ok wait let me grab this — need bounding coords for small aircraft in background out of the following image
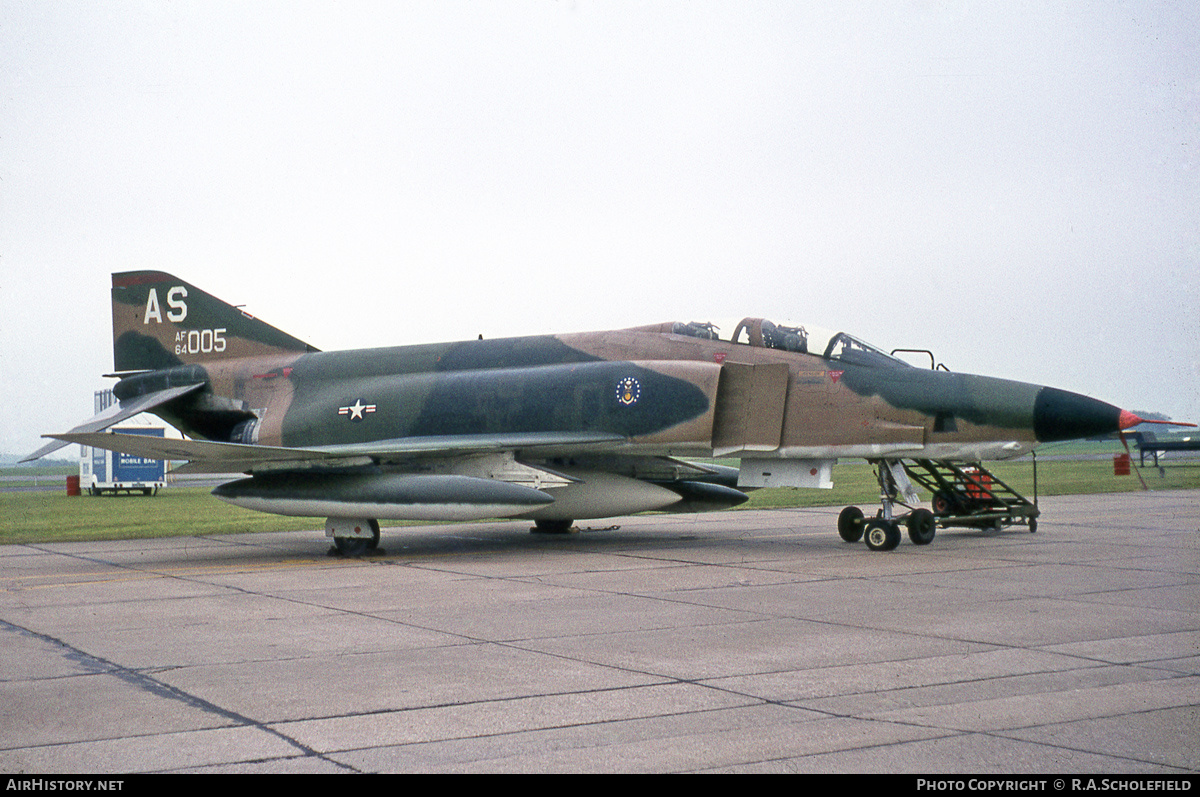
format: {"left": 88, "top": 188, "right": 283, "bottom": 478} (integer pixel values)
{"left": 24, "top": 272, "right": 1188, "bottom": 554}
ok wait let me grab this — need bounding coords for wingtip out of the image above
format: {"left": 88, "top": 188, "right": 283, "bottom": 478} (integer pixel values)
{"left": 19, "top": 437, "right": 71, "bottom": 463}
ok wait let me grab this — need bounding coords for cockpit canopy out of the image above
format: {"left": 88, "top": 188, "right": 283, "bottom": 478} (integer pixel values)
{"left": 666, "top": 317, "right": 910, "bottom": 368}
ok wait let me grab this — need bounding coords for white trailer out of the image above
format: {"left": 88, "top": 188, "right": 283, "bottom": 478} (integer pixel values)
{"left": 80, "top": 426, "right": 167, "bottom": 495}
{"left": 79, "top": 391, "right": 168, "bottom": 495}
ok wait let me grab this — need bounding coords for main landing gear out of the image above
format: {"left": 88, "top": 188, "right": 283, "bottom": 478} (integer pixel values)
{"left": 327, "top": 518, "right": 382, "bottom": 557}
{"left": 838, "top": 458, "right": 1039, "bottom": 551}
{"left": 531, "top": 518, "right": 576, "bottom": 534}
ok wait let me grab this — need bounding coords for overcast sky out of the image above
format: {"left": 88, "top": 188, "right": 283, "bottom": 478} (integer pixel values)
{"left": 2, "top": 0, "right": 1197, "bottom": 455}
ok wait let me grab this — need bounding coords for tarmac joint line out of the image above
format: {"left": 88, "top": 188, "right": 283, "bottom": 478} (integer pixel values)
{"left": 0, "top": 618, "right": 356, "bottom": 771}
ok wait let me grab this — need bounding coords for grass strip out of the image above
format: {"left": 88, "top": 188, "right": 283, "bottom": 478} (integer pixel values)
{"left": 4, "top": 457, "right": 1197, "bottom": 545}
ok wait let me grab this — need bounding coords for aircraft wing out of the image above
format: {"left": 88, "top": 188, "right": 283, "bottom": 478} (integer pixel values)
{"left": 47, "top": 429, "right": 628, "bottom": 474}
{"left": 310, "top": 431, "right": 628, "bottom": 458}
{"left": 20, "top": 383, "right": 205, "bottom": 462}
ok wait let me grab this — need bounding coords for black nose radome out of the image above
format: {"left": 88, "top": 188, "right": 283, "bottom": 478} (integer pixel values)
{"left": 1033, "top": 387, "right": 1124, "bottom": 443}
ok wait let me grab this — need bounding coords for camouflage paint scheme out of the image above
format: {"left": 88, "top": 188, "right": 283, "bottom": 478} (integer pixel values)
{"left": 28, "top": 271, "right": 1142, "bottom": 546}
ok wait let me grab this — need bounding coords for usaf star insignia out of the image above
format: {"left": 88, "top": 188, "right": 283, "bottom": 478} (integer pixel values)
{"left": 338, "top": 399, "right": 377, "bottom": 421}
{"left": 616, "top": 377, "right": 641, "bottom": 406}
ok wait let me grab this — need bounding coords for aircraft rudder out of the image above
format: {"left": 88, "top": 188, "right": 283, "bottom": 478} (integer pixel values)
{"left": 111, "top": 271, "right": 317, "bottom": 372}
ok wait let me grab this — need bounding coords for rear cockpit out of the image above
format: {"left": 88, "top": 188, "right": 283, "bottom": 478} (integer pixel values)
{"left": 652, "top": 317, "right": 910, "bottom": 368}
{"left": 731, "top": 318, "right": 808, "bottom": 353}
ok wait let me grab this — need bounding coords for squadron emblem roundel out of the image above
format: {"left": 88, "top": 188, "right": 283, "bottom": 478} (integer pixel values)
{"left": 616, "top": 376, "right": 641, "bottom": 406}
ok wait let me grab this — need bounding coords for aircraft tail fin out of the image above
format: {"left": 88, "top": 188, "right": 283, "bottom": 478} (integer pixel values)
{"left": 111, "top": 272, "right": 318, "bottom": 373}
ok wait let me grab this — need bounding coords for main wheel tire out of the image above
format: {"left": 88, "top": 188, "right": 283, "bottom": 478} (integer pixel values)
{"left": 906, "top": 509, "right": 936, "bottom": 545}
{"left": 863, "top": 519, "right": 901, "bottom": 551}
{"left": 837, "top": 506, "right": 865, "bottom": 542}
{"left": 532, "top": 518, "right": 575, "bottom": 534}
{"left": 334, "top": 536, "right": 371, "bottom": 557}
{"left": 334, "top": 520, "right": 381, "bottom": 556}
{"left": 931, "top": 491, "right": 955, "bottom": 516}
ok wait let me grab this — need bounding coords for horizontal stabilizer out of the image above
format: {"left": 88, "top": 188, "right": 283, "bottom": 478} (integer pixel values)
{"left": 20, "top": 383, "right": 204, "bottom": 462}
{"left": 47, "top": 431, "right": 316, "bottom": 469}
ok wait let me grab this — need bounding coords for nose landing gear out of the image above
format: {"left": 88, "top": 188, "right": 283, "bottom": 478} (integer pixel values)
{"left": 838, "top": 461, "right": 917, "bottom": 552}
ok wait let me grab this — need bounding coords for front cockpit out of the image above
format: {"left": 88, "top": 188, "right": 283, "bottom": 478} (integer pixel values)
{"left": 662, "top": 317, "right": 910, "bottom": 368}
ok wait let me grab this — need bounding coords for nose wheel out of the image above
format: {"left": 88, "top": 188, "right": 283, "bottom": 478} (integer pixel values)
{"left": 863, "top": 518, "right": 901, "bottom": 551}
{"left": 840, "top": 507, "right": 935, "bottom": 551}
{"left": 837, "top": 506, "right": 865, "bottom": 542}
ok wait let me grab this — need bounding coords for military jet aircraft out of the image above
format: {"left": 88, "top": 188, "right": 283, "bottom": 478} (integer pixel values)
{"left": 24, "top": 271, "right": 1178, "bottom": 554}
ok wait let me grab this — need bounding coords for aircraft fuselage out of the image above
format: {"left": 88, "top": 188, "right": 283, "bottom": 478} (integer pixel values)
{"left": 114, "top": 323, "right": 1119, "bottom": 467}
{"left": 27, "top": 272, "right": 1159, "bottom": 551}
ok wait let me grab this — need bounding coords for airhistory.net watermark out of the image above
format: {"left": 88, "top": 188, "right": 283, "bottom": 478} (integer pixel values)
{"left": 6, "top": 782, "right": 124, "bottom": 792}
